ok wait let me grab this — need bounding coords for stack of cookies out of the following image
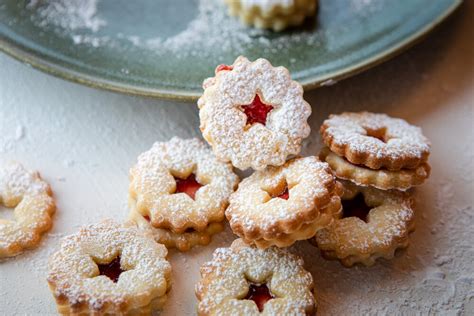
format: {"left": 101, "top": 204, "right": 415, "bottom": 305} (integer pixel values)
{"left": 315, "top": 112, "right": 431, "bottom": 267}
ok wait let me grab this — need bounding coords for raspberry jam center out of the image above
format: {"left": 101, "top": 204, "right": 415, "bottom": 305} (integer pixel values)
{"left": 242, "top": 94, "right": 274, "bottom": 126}
{"left": 97, "top": 257, "right": 123, "bottom": 283}
{"left": 245, "top": 283, "right": 274, "bottom": 312}
{"left": 274, "top": 187, "right": 289, "bottom": 200}
{"left": 342, "top": 193, "right": 371, "bottom": 222}
{"left": 174, "top": 174, "right": 203, "bottom": 200}
{"left": 215, "top": 64, "right": 233, "bottom": 73}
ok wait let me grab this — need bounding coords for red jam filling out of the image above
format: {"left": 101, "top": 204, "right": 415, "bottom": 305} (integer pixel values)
{"left": 143, "top": 215, "right": 151, "bottom": 222}
{"left": 97, "top": 257, "right": 123, "bottom": 283}
{"left": 215, "top": 64, "right": 233, "bottom": 74}
{"left": 175, "top": 174, "right": 203, "bottom": 200}
{"left": 244, "top": 283, "right": 274, "bottom": 312}
{"left": 275, "top": 187, "right": 289, "bottom": 200}
{"left": 242, "top": 94, "right": 274, "bottom": 126}
{"left": 342, "top": 193, "right": 371, "bottom": 222}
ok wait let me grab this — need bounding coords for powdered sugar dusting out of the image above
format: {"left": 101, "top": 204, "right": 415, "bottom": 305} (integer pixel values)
{"left": 315, "top": 181, "right": 415, "bottom": 267}
{"left": 28, "top": 0, "right": 106, "bottom": 32}
{"left": 196, "top": 239, "right": 315, "bottom": 315}
{"left": 199, "top": 56, "right": 311, "bottom": 170}
{"left": 321, "top": 112, "right": 431, "bottom": 170}
{"left": 226, "top": 156, "right": 337, "bottom": 243}
{"left": 0, "top": 162, "right": 55, "bottom": 258}
{"left": 129, "top": 137, "right": 239, "bottom": 232}
{"left": 47, "top": 220, "right": 171, "bottom": 314}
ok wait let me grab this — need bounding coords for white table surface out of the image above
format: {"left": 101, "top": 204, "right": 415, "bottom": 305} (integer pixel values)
{"left": 1, "top": 3, "right": 473, "bottom": 315}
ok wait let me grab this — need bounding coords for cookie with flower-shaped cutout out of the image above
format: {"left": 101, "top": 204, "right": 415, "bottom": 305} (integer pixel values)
{"left": 320, "top": 112, "right": 431, "bottom": 171}
{"left": 0, "top": 161, "right": 55, "bottom": 258}
{"left": 225, "top": 0, "right": 318, "bottom": 31}
{"left": 47, "top": 220, "right": 171, "bottom": 315}
{"left": 313, "top": 180, "right": 415, "bottom": 267}
{"left": 129, "top": 137, "right": 239, "bottom": 250}
{"left": 226, "top": 156, "right": 340, "bottom": 248}
{"left": 196, "top": 238, "right": 316, "bottom": 315}
{"left": 319, "top": 147, "right": 431, "bottom": 191}
{"left": 198, "top": 56, "right": 311, "bottom": 171}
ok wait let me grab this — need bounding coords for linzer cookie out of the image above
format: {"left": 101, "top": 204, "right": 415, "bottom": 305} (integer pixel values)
{"left": 196, "top": 239, "right": 316, "bottom": 315}
{"left": 313, "top": 180, "right": 415, "bottom": 267}
{"left": 226, "top": 156, "right": 341, "bottom": 248}
{"left": 319, "top": 112, "right": 431, "bottom": 190}
{"left": 47, "top": 220, "right": 172, "bottom": 315}
{"left": 198, "top": 56, "right": 311, "bottom": 171}
{"left": 224, "top": 0, "right": 318, "bottom": 31}
{"left": 129, "top": 137, "right": 239, "bottom": 251}
{"left": 0, "top": 161, "right": 55, "bottom": 258}
{"left": 127, "top": 209, "right": 224, "bottom": 252}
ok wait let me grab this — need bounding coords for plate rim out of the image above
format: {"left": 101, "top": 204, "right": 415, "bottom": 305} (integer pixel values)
{"left": 0, "top": 0, "right": 462, "bottom": 101}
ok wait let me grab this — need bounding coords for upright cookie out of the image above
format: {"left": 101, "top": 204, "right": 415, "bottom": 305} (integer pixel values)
{"left": 196, "top": 239, "right": 316, "bottom": 315}
{"left": 224, "top": 0, "right": 318, "bottom": 31}
{"left": 129, "top": 137, "right": 239, "bottom": 251}
{"left": 198, "top": 56, "right": 311, "bottom": 170}
{"left": 0, "top": 161, "right": 55, "bottom": 258}
{"left": 47, "top": 220, "right": 171, "bottom": 315}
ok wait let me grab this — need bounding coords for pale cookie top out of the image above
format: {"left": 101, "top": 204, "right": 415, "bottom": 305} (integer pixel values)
{"left": 198, "top": 56, "right": 311, "bottom": 171}
{"left": 315, "top": 181, "right": 415, "bottom": 267}
{"left": 320, "top": 112, "right": 431, "bottom": 170}
{"left": 129, "top": 137, "right": 239, "bottom": 233}
{"left": 196, "top": 238, "right": 316, "bottom": 315}
{"left": 0, "top": 161, "right": 55, "bottom": 258}
{"left": 47, "top": 220, "right": 171, "bottom": 314}
{"left": 226, "top": 156, "right": 337, "bottom": 241}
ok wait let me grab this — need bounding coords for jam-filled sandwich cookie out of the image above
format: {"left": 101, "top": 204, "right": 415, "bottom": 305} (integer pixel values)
{"left": 196, "top": 239, "right": 316, "bottom": 315}
{"left": 198, "top": 56, "right": 311, "bottom": 171}
{"left": 47, "top": 220, "right": 171, "bottom": 315}
{"left": 129, "top": 137, "right": 239, "bottom": 251}
{"left": 226, "top": 156, "right": 341, "bottom": 248}
{"left": 320, "top": 112, "right": 431, "bottom": 190}
{"left": 224, "top": 0, "right": 318, "bottom": 31}
{"left": 313, "top": 180, "right": 415, "bottom": 267}
{"left": 0, "top": 161, "right": 55, "bottom": 258}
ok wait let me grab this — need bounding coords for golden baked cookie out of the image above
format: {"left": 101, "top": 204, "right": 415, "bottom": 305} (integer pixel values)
{"left": 251, "top": 191, "right": 342, "bottom": 249}
{"left": 198, "top": 56, "right": 311, "bottom": 171}
{"left": 129, "top": 137, "right": 239, "bottom": 235}
{"left": 0, "top": 161, "right": 55, "bottom": 258}
{"left": 47, "top": 220, "right": 171, "bottom": 315}
{"left": 224, "top": 0, "right": 318, "bottom": 31}
{"left": 313, "top": 181, "right": 415, "bottom": 267}
{"left": 226, "top": 156, "right": 340, "bottom": 248}
{"left": 320, "top": 112, "right": 431, "bottom": 171}
{"left": 319, "top": 147, "right": 431, "bottom": 191}
{"left": 127, "top": 208, "right": 224, "bottom": 252}
{"left": 196, "top": 238, "right": 316, "bottom": 315}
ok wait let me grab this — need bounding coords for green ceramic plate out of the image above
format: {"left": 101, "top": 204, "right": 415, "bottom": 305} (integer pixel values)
{"left": 0, "top": 0, "right": 461, "bottom": 100}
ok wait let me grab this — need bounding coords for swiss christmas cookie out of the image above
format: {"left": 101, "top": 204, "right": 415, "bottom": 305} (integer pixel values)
{"left": 319, "top": 112, "right": 431, "bottom": 190}
{"left": 226, "top": 156, "right": 341, "bottom": 248}
{"left": 224, "top": 0, "right": 319, "bottom": 31}
{"left": 47, "top": 220, "right": 171, "bottom": 315}
{"left": 0, "top": 161, "right": 55, "bottom": 258}
{"left": 196, "top": 238, "right": 316, "bottom": 315}
{"left": 313, "top": 180, "right": 415, "bottom": 267}
{"left": 129, "top": 137, "right": 239, "bottom": 251}
{"left": 198, "top": 56, "right": 311, "bottom": 170}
